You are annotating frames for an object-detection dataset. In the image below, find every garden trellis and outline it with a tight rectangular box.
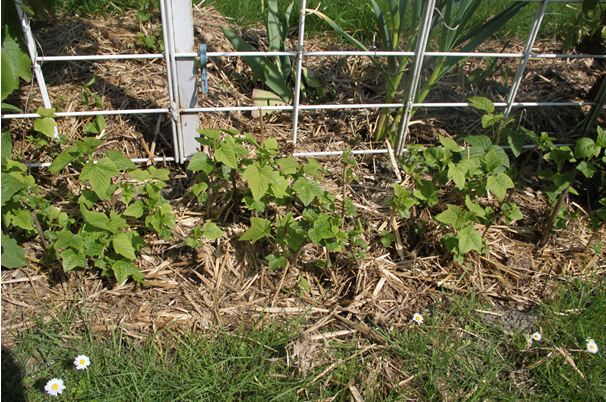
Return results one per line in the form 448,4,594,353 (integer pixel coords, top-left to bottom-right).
2,0,605,166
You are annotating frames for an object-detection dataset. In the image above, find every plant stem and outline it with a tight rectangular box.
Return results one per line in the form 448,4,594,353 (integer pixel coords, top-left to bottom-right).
537,187,568,248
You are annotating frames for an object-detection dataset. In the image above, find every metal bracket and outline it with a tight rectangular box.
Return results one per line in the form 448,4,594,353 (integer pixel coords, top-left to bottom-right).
199,44,208,95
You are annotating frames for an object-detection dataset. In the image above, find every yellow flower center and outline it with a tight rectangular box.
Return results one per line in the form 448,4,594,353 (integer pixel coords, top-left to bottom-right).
52,383,59,391
80,359,86,365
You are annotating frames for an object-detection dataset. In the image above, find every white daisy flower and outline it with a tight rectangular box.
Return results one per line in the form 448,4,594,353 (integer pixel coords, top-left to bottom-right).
412,313,424,325
44,378,65,396
74,354,91,370
586,338,599,354
531,332,542,342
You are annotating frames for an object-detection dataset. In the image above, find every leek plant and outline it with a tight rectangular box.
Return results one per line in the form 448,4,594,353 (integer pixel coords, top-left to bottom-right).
309,0,527,142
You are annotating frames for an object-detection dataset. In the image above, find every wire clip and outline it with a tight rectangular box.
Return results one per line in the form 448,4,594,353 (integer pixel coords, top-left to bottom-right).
199,44,208,95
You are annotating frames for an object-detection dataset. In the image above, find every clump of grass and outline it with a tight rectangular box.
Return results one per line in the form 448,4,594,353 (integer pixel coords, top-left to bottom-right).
3,280,604,400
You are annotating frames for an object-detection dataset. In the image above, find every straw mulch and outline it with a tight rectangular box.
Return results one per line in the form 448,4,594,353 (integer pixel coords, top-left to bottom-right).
2,6,605,352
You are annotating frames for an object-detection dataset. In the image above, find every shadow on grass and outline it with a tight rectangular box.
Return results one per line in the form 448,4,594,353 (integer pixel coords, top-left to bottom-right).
1,346,26,402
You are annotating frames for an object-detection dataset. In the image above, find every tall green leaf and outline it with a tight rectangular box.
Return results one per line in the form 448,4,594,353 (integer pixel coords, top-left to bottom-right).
1,26,32,101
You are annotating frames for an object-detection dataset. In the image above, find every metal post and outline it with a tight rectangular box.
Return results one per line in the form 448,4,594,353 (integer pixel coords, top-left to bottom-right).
504,0,550,117
395,0,436,155
291,0,307,148
14,0,59,138
162,0,199,162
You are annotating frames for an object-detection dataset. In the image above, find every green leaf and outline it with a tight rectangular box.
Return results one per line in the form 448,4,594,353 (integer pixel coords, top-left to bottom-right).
465,195,486,218
33,117,57,138
215,138,242,169
292,177,324,206
447,162,466,190
468,96,494,113
112,260,144,284
36,107,56,118
483,146,510,173
187,152,215,174
1,232,27,268
596,127,606,148
1,131,12,160
242,163,280,201
265,253,287,270
240,217,271,243
60,249,87,272
436,204,473,231
486,172,514,202
1,26,32,101
7,209,35,231
123,201,144,218
202,221,223,241
439,136,464,152
1,103,22,112
576,161,596,178
1,173,26,206
502,203,523,224
464,135,493,158
81,208,111,231
458,225,483,255
507,130,526,158
106,150,136,171
574,137,599,159
80,158,120,199
276,157,299,175
112,232,136,260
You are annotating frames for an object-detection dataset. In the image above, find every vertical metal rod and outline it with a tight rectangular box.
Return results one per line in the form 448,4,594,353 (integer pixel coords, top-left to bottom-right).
165,0,199,162
291,0,307,148
395,0,436,155
14,0,59,138
504,0,549,117
159,0,180,162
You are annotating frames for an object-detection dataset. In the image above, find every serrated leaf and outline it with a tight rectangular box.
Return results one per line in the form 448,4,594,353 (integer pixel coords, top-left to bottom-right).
112,232,136,260
468,96,494,113
202,221,223,241
80,158,119,199
507,130,526,158
486,172,514,201
447,162,466,190
242,163,280,201
214,139,241,169
574,137,599,159
276,157,298,175
576,161,596,178
187,152,215,174
33,117,57,138
439,136,464,152
1,172,25,206
240,217,271,243
502,203,524,223
458,225,483,255
465,195,486,218
8,209,35,231
436,204,473,231
112,260,144,284
596,127,606,148
106,150,136,171
292,177,324,206
123,201,144,218
484,146,510,173
59,248,87,272
1,232,27,268
1,26,32,101
81,208,111,231
266,253,287,270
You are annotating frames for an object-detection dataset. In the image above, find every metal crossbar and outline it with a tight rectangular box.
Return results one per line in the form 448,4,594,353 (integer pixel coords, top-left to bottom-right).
2,0,605,166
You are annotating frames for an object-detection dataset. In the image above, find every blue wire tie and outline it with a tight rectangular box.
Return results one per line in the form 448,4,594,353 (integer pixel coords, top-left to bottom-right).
199,44,208,94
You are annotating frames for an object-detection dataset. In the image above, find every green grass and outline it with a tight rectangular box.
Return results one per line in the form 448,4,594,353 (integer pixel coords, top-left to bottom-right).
50,0,582,43
3,279,605,401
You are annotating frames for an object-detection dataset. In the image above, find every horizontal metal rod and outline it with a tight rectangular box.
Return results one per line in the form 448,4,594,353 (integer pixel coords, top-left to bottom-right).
3,101,599,120
26,156,175,168
2,108,169,119
293,149,389,157
33,51,605,63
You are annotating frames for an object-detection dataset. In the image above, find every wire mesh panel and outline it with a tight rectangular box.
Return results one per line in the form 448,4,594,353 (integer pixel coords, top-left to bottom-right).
1,0,604,167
